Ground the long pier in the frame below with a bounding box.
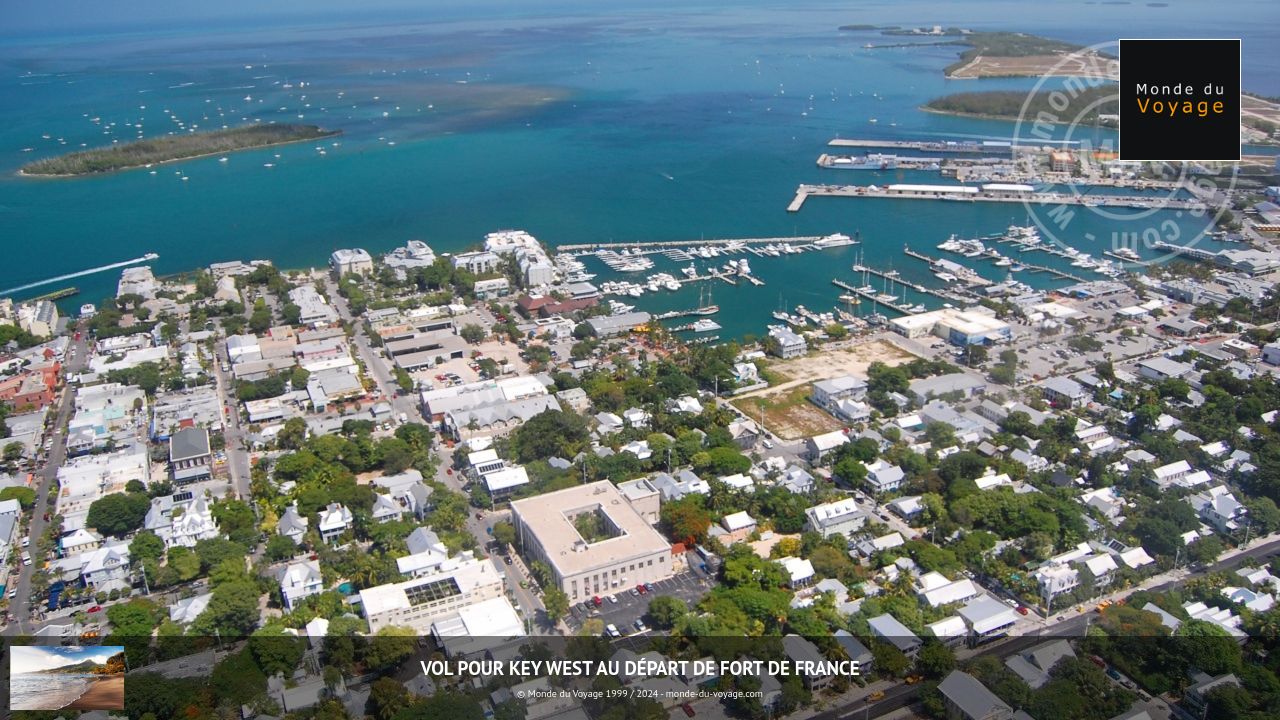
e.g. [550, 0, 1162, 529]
[854, 264, 970, 304]
[827, 138, 1077, 152]
[904, 245, 1085, 283]
[830, 279, 913, 315]
[817, 153, 943, 169]
[557, 236, 823, 254]
[786, 184, 1208, 213]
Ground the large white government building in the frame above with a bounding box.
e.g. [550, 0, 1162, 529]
[510, 481, 674, 603]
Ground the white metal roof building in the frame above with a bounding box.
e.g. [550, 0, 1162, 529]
[359, 555, 505, 633]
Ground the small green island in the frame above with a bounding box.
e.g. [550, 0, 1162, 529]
[19, 123, 341, 177]
[923, 85, 1119, 125]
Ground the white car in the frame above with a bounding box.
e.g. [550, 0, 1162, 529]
[606, 623, 621, 638]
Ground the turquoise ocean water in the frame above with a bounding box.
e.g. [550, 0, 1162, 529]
[1, 0, 1277, 339]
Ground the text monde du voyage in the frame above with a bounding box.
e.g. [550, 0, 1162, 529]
[421, 658, 863, 678]
[1133, 82, 1229, 118]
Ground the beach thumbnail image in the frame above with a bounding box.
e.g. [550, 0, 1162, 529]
[9, 645, 126, 711]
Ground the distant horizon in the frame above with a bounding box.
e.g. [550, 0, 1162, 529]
[1, 0, 706, 36]
[11, 646, 122, 674]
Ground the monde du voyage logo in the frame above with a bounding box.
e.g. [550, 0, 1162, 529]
[1119, 39, 1241, 161]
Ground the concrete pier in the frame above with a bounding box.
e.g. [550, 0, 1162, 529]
[787, 183, 1208, 213]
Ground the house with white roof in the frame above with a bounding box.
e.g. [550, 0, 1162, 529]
[277, 503, 309, 545]
[371, 493, 404, 524]
[144, 491, 220, 549]
[79, 541, 131, 589]
[1005, 640, 1076, 689]
[864, 459, 905, 494]
[720, 511, 757, 542]
[666, 396, 703, 414]
[856, 531, 905, 558]
[777, 557, 815, 588]
[926, 616, 969, 648]
[812, 376, 868, 412]
[778, 464, 815, 494]
[277, 560, 325, 610]
[169, 592, 213, 625]
[805, 430, 849, 463]
[917, 572, 981, 608]
[868, 613, 922, 657]
[1188, 486, 1247, 534]
[958, 596, 1019, 641]
[317, 503, 353, 544]
[805, 498, 866, 538]
[650, 470, 709, 501]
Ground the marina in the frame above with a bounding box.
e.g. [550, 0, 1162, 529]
[827, 138, 1075, 153]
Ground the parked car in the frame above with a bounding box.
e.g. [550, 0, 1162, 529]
[606, 623, 621, 638]
[681, 704, 695, 718]
[607, 595, 618, 604]
[592, 596, 603, 607]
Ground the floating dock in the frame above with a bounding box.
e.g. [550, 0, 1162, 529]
[830, 279, 913, 315]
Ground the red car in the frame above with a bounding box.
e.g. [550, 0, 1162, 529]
[1017, 606, 1029, 615]
[636, 584, 647, 594]
[592, 596, 603, 607]
[88, 605, 102, 613]
[681, 704, 695, 718]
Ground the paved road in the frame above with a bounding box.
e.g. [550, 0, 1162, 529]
[321, 278, 549, 627]
[4, 328, 89, 636]
[210, 344, 251, 499]
[322, 274, 420, 423]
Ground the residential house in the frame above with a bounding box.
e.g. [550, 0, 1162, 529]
[277, 503, 309, 545]
[804, 498, 866, 539]
[371, 493, 404, 524]
[1188, 486, 1247, 533]
[938, 671, 1013, 720]
[783, 635, 833, 691]
[867, 613, 922, 658]
[277, 560, 325, 610]
[1039, 377, 1088, 407]
[865, 460, 905, 494]
[806, 430, 849, 463]
[317, 503, 353, 544]
[833, 630, 875, 674]
[168, 426, 212, 484]
[958, 596, 1019, 642]
[144, 492, 221, 549]
[768, 326, 806, 358]
[1004, 640, 1076, 689]
[812, 376, 868, 412]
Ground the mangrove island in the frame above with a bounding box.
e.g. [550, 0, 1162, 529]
[19, 123, 341, 177]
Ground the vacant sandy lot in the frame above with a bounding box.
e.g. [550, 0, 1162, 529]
[732, 338, 916, 440]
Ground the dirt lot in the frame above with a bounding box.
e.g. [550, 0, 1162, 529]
[731, 338, 916, 440]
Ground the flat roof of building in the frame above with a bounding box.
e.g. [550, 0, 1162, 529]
[510, 480, 670, 578]
[887, 183, 979, 195]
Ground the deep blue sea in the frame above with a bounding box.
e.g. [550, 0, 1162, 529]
[1, 0, 1277, 338]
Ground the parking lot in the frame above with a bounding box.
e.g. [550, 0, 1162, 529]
[568, 566, 715, 636]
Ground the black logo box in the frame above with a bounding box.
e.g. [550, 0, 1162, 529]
[1119, 38, 1241, 162]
